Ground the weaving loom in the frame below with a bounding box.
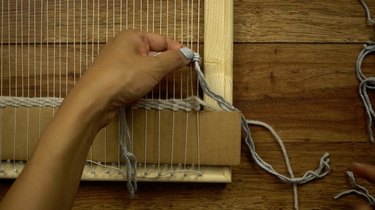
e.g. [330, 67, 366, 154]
[0, 0, 240, 182]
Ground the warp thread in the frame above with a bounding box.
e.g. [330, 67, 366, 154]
[334, 171, 375, 205]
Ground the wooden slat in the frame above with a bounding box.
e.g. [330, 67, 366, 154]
[204, 0, 233, 106]
[0, 162, 233, 183]
[234, 0, 375, 42]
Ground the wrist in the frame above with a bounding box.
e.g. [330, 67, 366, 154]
[62, 76, 113, 132]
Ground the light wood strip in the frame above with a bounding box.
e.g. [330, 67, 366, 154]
[204, 0, 233, 106]
[0, 162, 232, 183]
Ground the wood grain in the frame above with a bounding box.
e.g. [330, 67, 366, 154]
[1, 43, 373, 209]
[234, 43, 372, 142]
[204, 0, 233, 106]
[0, 44, 197, 98]
[234, 0, 375, 42]
[0, 0, 204, 44]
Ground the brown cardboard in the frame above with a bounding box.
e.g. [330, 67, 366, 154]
[1, 108, 241, 166]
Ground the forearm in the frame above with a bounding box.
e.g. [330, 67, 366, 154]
[0, 31, 189, 210]
[0, 74, 111, 210]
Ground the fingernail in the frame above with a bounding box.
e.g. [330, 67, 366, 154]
[179, 47, 194, 60]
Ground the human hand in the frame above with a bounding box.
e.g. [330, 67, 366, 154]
[74, 30, 190, 111]
[352, 163, 375, 210]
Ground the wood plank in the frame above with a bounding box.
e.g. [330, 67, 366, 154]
[0, 162, 233, 183]
[234, 43, 375, 142]
[204, 0, 233, 106]
[234, 0, 375, 42]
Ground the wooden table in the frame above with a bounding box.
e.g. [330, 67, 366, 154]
[1, 0, 375, 209]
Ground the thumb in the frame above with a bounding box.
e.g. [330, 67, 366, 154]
[152, 47, 193, 77]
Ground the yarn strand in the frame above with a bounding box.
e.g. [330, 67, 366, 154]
[356, 44, 375, 143]
[334, 171, 375, 205]
[185, 50, 331, 209]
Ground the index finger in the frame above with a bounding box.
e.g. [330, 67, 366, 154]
[352, 162, 375, 183]
[140, 32, 184, 52]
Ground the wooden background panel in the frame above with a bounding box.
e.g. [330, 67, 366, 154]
[0, 0, 204, 44]
[0, 44, 197, 98]
[234, 0, 375, 42]
[234, 43, 371, 142]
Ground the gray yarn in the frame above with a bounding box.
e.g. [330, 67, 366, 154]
[116, 49, 331, 208]
[334, 171, 375, 205]
[118, 107, 137, 195]
[360, 0, 375, 25]
[356, 44, 375, 143]
[334, 0, 375, 206]
[192, 52, 330, 181]
[190, 52, 330, 209]
[132, 96, 202, 111]
[0, 96, 63, 108]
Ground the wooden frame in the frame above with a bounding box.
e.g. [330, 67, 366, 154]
[0, 0, 235, 183]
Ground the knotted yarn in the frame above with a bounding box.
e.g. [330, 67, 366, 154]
[334, 171, 375, 205]
[357, 44, 375, 143]
[333, 1, 375, 205]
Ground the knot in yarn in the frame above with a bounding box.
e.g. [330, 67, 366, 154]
[192, 52, 201, 63]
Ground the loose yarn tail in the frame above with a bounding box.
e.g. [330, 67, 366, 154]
[356, 44, 375, 143]
[117, 48, 332, 207]
[360, 0, 375, 25]
[334, 0, 375, 207]
[187, 49, 331, 209]
[334, 171, 375, 205]
[118, 107, 137, 196]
